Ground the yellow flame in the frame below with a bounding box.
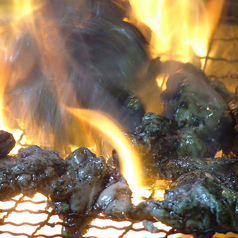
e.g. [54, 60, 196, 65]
[0, 55, 22, 154]
[0, 0, 42, 154]
[129, 0, 225, 64]
[66, 107, 150, 204]
[156, 75, 168, 91]
[12, 0, 38, 20]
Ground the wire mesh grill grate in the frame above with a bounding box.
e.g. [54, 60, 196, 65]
[1, 195, 238, 238]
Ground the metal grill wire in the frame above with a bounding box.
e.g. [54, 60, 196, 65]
[1, 193, 238, 238]
[1, 2, 238, 238]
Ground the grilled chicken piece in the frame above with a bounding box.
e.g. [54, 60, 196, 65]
[50, 147, 129, 235]
[161, 67, 234, 157]
[126, 112, 179, 161]
[149, 156, 238, 188]
[0, 145, 65, 199]
[50, 147, 107, 214]
[127, 112, 214, 166]
[96, 181, 132, 219]
[129, 103, 233, 168]
[0, 130, 15, 157]
[129, 170, 238, 230]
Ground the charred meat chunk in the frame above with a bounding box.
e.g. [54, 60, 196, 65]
[130, 170, 238, 230]
[151, 156, 238, 186]
[95, 181, 132, 219]
[0, 145, 65, 199]
[161, 68, 234, 157]
[50, 147, 130, 236]
[128, 112, 216, 171]
[50, 147, 107, 214]
[0, 130, 15, 157]
[127, 112, 179, 161]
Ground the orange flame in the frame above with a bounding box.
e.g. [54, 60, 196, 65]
[129, 0, 225, 64]
[0, 0, 42, 153]
[66, 107, 149, 204]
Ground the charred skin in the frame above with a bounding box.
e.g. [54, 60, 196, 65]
[128, 64, 235, 168]
[152, 156, 238, 188]
[49, 148, 107, 236]
[49, 147, 132, 235]
[50, 147, 107, 214]
[126, 112, 179, 162]
[0, 130, 15, 157]
[0, 145, 66, 199]
[161, 67, 234, 157]
[0, 144, 132, 236]
[0, 145, 238, 234]
[127, 112, 213, 171]
[129, 171, 238, 230]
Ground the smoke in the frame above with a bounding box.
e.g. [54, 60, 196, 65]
[1, 0, 149, 155]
